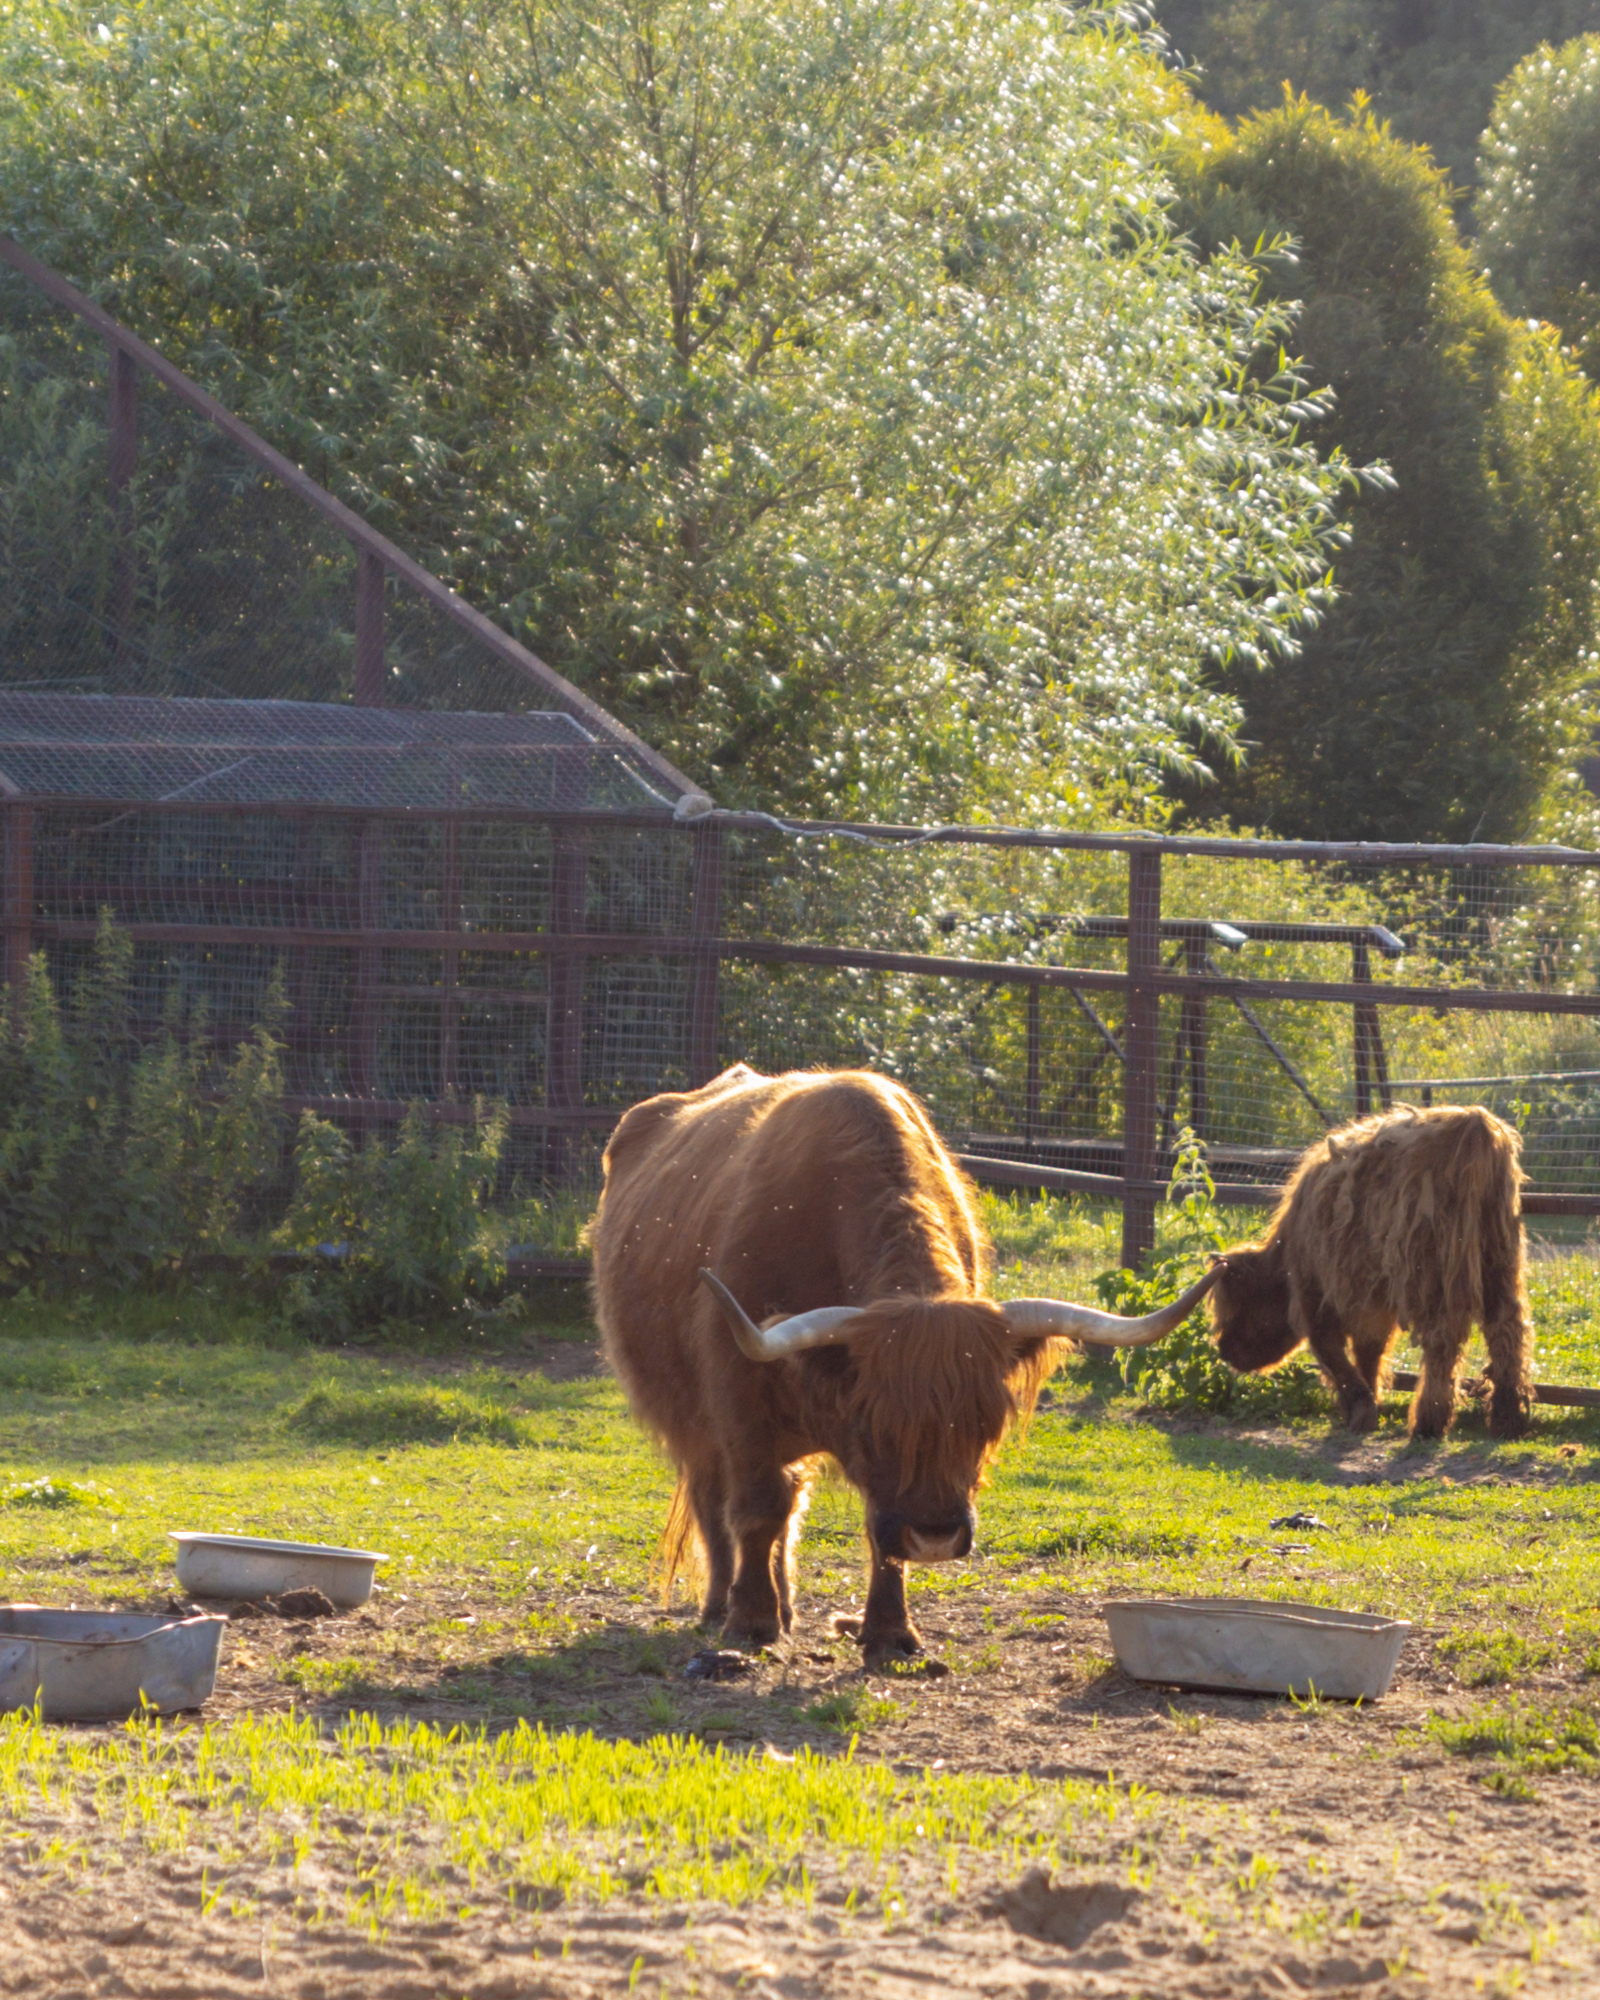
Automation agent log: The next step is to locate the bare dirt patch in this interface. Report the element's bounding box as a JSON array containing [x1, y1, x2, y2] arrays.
[[4, 1575, 1597, 1997]]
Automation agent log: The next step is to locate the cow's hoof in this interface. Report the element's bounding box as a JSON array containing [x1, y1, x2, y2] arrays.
[[860, 1627, 923, 1668], [1488, 1399, 1532, 1441], [1340, 1397, 1380, 1435], [720, 1617, 780, 1651]]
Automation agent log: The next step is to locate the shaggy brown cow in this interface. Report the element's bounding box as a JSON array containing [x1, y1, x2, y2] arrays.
[[1210, 1103, 1532, 1439], [590, 1064, 1214, 1661]]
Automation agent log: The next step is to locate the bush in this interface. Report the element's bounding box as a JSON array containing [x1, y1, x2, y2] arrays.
[[0, 918, 287, 1284], [1478, 34, 1600, 378], [274, 1102, 510, 1334]]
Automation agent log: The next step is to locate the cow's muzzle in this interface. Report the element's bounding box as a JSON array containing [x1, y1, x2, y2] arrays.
[[874, 1507, 975, 1564]]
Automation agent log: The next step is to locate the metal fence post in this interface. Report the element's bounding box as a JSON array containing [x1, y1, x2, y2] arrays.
[[4, 804, 34, 1017], [1352, 936, 1392, 1116], [687, 823, 723, 1087], [107, 342, 138, 669], [354, 550, 386, 706], [544, 825, 587, 1181], [1121, 846, 1162, 1270], [1025, 983, 1042, 1159]]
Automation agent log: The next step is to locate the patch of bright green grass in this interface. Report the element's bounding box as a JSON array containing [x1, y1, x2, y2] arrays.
[[284, 1381, 527, 1447], [1427, 1697, 1600, 1776], [1437, 1629, 1557, 1687], [0, 1708, 1127, 1910], [279, 1655, 387, 1698], [801, 1687, 900, 1732], [2, 1305, 1599, 1632]]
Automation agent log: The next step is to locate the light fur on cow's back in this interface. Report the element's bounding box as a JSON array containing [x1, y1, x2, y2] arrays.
[[1268, 1103, 1524, 1327]]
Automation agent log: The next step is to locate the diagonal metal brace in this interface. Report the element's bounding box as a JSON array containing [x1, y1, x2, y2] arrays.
[[1207, 954, 1335, 1128]]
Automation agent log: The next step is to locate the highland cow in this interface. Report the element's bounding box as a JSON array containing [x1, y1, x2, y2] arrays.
[[1210, 1103, 1532, 1439], [590, 1065, 1214, 1661]]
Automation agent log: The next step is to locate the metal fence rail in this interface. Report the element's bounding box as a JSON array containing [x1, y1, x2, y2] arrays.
[[9, 800, 1600, 1257]]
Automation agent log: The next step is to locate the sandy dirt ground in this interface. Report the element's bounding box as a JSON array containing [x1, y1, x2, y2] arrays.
[[3, 1571, 1598, 2000]]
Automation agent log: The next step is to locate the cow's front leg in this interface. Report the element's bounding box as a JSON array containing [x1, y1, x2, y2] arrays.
[[856, 1536, 921, 1663], [686, 1459, 734, 1627], [722, 1462, 801, 1649], [1302, 1294, 1379, 1433]]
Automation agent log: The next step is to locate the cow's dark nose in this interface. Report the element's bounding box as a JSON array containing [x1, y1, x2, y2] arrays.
[[873, 1506, 974, 1563]]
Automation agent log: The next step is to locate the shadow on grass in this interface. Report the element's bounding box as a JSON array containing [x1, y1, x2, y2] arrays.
[[1151, 1404, 1600, 1492], [286, 1612, 864, 1752]]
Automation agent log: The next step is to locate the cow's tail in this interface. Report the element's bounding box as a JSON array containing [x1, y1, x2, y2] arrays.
[[654, 1473, 702, 1607]]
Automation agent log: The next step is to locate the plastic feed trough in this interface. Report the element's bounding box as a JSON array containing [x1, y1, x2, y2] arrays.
[[171, 1533, 388, 1608], [1103, 1597, 1411, 1701], [0, 1606, 225, 1721]]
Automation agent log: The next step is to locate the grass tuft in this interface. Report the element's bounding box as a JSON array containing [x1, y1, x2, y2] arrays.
[[802, 1687, 899, 1732], [2, 1475, 108, 1509], [1427, 1697, 1600, 1774], [1437, 1629, 1555, 1687], [283, 1382, 525, 1447]]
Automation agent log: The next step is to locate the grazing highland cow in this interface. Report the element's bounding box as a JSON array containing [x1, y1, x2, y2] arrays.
[[590, 1065, 1214, 1661], [1210, 1104, 1532, 1439]]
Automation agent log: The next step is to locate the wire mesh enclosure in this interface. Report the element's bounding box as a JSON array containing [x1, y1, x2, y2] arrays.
[[7, 234, 1600, 1284]]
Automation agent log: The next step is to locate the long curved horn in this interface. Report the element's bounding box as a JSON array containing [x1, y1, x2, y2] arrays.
[[1002, 1267, 1219, 1349], [699, 1269, 865, 1362]]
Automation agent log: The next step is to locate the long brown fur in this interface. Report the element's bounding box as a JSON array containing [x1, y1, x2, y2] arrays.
[[589, 1065, 1057, 1660], [1210, 1103, 1532, 1439]]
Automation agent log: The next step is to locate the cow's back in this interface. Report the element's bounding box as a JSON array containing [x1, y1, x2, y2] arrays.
[[589, 1066, 988, 1456], [1277, 1103, 1523, 1325]]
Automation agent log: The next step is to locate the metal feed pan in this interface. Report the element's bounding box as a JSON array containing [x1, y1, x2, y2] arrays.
[[1103, 1597, 1411, 1702], [0, 1606, 225, 1720], [171, 1532, 386, 1608]]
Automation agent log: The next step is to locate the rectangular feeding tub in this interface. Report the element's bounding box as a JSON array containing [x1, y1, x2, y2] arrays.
[[0, 1606, 225, 1721], [171, 1532, 387, 1608], [1103, 1596, 1411, 1702]]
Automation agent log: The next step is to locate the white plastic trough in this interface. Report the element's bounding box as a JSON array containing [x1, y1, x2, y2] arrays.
[[0, 1606, 225, 1721], [170, 1532, 387, 1609], [1103, 1596, 1411, 1702]]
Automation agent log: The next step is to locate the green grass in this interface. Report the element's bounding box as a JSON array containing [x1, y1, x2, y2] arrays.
[[0, 1705, 1131, 1914], [1427, 1696, 1600, 1777], [1, 1248, 1599, 1625], [1, 1205, 1599, 1931]]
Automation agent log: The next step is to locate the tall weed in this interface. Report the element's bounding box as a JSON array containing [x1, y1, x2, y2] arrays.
[[0, 919, 287, 1283], [1093, 1133, 1327, 1420], [275, 1102, 509, 1333]]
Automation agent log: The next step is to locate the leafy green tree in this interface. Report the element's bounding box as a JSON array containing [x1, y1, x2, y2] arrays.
[[1156, 0, 1600, 196], [0, 0, 1360, 820], [1170, 96, 1600, 841], [1477, 35, 1600, 378]]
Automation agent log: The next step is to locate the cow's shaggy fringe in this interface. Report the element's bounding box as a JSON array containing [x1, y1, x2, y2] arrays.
[[1212, 1103, 1532, 1438]]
